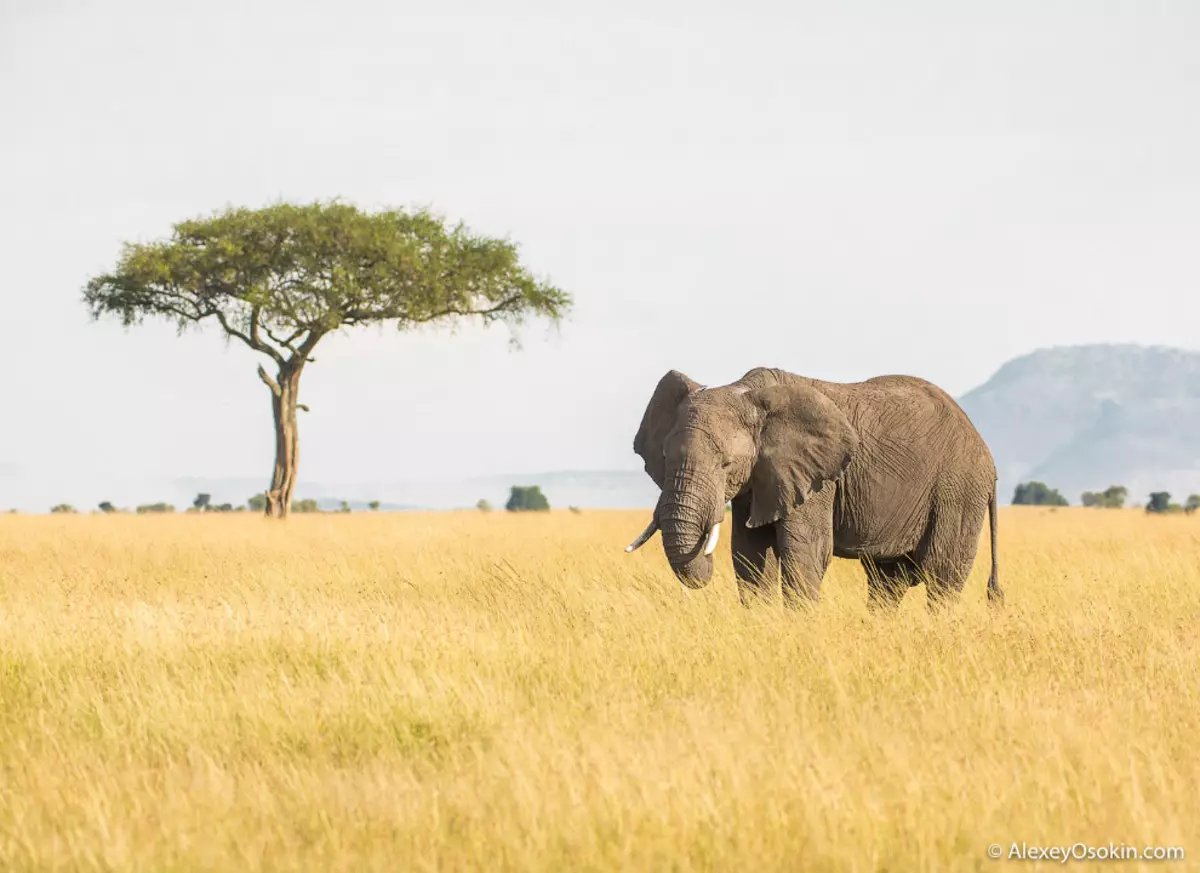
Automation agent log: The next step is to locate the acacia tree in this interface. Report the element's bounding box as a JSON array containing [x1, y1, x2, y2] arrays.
[[84, 201, 570, 518]]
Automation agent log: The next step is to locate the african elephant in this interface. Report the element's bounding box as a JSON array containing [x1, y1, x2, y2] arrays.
[[625, 367, 1001, 609]]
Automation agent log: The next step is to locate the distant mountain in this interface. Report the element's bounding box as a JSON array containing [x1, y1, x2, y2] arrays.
[[957, 344, 1200, 506]]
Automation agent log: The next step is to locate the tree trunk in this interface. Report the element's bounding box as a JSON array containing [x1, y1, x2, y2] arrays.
[[262, 365, 303, 519]]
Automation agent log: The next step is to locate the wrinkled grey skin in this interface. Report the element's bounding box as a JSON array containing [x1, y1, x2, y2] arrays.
[[629, 367, 1001, 609]]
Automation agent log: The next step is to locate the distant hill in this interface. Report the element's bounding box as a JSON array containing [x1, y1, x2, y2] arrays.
[[957, 344, 1200, 506]]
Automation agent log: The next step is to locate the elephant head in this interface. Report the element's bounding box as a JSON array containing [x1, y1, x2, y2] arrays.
[[627, 368, 860, 588]]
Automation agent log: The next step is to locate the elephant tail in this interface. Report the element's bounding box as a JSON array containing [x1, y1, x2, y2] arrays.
[[987, 486, 1003, 605]]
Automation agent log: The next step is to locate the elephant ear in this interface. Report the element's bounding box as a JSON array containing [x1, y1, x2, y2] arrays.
[[745, 383, 859, 528], [633, 369, 701, 489]]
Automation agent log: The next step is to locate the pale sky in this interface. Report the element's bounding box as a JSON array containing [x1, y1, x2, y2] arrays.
[[2, 0, 1198, 499]]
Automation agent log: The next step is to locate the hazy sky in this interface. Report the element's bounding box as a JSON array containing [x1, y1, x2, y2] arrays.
[[2, 0, 1198, 492]]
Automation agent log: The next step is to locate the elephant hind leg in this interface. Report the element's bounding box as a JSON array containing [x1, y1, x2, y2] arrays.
[[863, 556, 919, 612], [912, 497, 988, 611]]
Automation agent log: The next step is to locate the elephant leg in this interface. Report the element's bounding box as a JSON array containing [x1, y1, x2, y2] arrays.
[[731, 494, 779, 606], [912, 497, 988, 611], [862, 555, 919, 612], [775, 486, 835, 608]]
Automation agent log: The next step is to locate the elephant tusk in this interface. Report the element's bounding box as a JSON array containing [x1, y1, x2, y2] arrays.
[[625, 519, 659, 553], [703, 522, 721, 556]]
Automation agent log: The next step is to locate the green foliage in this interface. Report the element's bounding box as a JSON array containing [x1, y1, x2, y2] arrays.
[[1145, 492, 1184, 514], [50, 504, 77, 514], [476, 499, 492, 512], [368, 501, 380, 512], [1185, 495, 1200, 515], [568, 505, 582, 514], [339, 501, 351, 513], [1080, 485, 1128, 509], [82, 201, 572, 360], [505, 486, 550, 512], [1012, 482, 1069, 507], [136, 503, 174, 514], [291, 499, 320, 514], [98, 502, 117, 514], [1146, 492, 1171, 513], [248, 493, 267, 512], [186, 497, 241, 514]]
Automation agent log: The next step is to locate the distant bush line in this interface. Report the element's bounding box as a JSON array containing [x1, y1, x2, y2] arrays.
[[1012, 481, 1198, 515], [21, 487, 573, 515]]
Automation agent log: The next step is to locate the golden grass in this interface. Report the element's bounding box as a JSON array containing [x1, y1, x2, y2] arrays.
[[1, 507, 1198, 872]]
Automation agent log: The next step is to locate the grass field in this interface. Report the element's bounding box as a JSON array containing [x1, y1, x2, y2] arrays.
[[1, 508, 1197, 872]]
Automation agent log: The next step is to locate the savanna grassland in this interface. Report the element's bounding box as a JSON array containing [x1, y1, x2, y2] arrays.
[[1, 508, 1198, 872]]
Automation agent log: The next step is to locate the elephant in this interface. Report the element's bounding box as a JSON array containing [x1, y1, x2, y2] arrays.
[[624, 366, 1001, 609]]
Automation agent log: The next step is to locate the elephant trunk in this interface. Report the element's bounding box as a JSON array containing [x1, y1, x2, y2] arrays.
[[660, 465, 724, 589]]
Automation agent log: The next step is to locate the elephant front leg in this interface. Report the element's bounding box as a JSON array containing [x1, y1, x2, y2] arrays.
[[862, 556, 917, 612], [775, 488, 835, 609], [730, 494, 779, 606]]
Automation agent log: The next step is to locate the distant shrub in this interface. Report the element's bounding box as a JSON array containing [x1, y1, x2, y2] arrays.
[[568, 505, 582, 514], [98, 501, 117, 514], [50, 504, 77, 514], [1012, 482, 1069, 507], [1185, 495, 1200, 516], [291, 498, 319, 514], [187, 496, 234, 513], [506, 486, 550, 512], [136, 503, 174, 514], [247, 493, 267, 512], [476, 499, 492, 512], [1146, 492, 1182, 514], [1080, 485, 1127, 509], [368, 501, 380, 512]]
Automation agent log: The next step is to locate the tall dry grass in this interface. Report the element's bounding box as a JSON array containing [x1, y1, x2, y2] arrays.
[[0, 507, 1197, 872]]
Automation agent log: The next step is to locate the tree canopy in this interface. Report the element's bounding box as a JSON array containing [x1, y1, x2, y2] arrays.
[[1146, 492, 1170, 513], [1012, 481, 1069, 507], [83, 201, 569, 359], [84, 201, 570, 518], [506, 486, 550, 512], [1080, 485, 1127, 508]]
